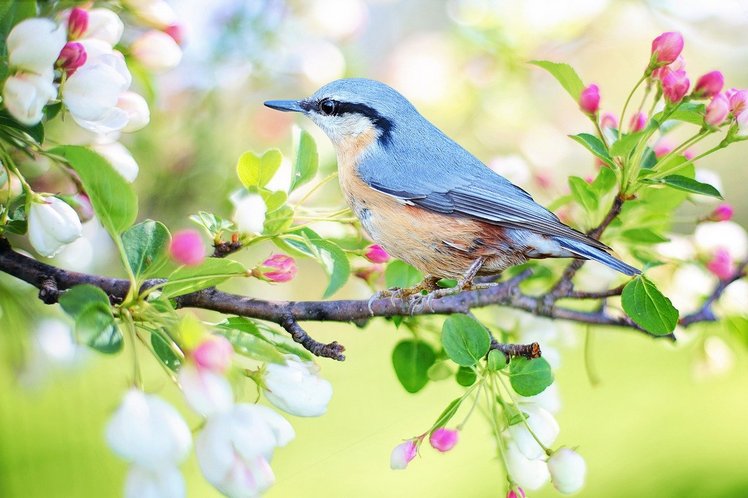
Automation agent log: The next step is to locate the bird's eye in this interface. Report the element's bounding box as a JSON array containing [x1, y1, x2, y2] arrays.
[[318, 99, 338, 116]]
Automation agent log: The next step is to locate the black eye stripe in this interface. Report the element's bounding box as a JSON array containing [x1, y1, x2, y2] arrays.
[[312, 99, 394, 146]]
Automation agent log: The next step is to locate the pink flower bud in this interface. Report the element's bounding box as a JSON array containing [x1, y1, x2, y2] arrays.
[[662, 69, 690, 104], [164, 24, 184, 45], [651, 31, 684, 65], [600, 112, 618, 130], [578, 84, 600, 115], [728, 89, 748, 116], [260, 254, 297, 283], [390, 440, 417, 470], [507, 488, 526, 498], [705, 93, 730, 127], [653, 140, 673, 158], [693, 71, 724, 98], [61, 192, 94, 222], [706, 247, 734, 280], [169, 229, 206, 266], [429, 428, 459, 452], [56, 42, 87, 77], [629, 111, 647, 132], [710, 203, 734, 222], [67, 7, 89, 40], [652, 56, 685, 81], [193, 336, 233, 374], [364, 244, 390, 263], [683, 149, 695, 160]]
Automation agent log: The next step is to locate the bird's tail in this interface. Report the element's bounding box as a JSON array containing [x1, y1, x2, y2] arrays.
[[555, 237, 640, 276]]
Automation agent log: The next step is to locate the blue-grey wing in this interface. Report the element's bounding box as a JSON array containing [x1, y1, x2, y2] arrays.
[[359, 142, 609, 251]]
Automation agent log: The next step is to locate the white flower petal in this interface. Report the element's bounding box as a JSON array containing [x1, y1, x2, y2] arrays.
[[85, 8, 124, 45], [505, 439, 551, 491], [263, 355, 333, 417], [118, 92, 150, 132], [507, 403, 559, 459], [2, 72, 57, 126], [7, 18, 66, 74], [178, 364, 234, 417], [231, 192, 266, 234], [28, 197, 83, 257], [548, 448, 587, 494], [131, 30, 182, 72]]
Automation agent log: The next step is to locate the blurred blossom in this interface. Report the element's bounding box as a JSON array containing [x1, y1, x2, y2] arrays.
[[118, 92, 151, 133], [694, 336, 735, 380], [504, 439, 550, 491], [7, 18, 66, 74], [92, 141, 140, 182], [656, 235, 695, 261], [737, 110, 748, 137], [667, 264, 713, 313], [126, 0, 179, 29], [56, 42, 88, 77], [196, 404, 294, 497], [600, 112, 618, 130], [488, 155, 532, 186], [693, 71, 724, 98], [653, 140, 674, 158], [429, 428, 459, 452], [178, 363, 234, 417], [169, 229, 206, 266], [661, 70, 690, 104], [78, 8, 125, 46], [28, 196, 83, 258], [717, 279, 748, 316], [706, 247, 734, 280], [18, 319, 88, 387], [709, 203, 734, 222], [60, 192, 94, 223], [56, 219, 114, 272], [264, 157, 292, 192], [125, 466, 185, 498], [507, 403, 559, 459], [694, 221, 748, 261], [578, 84, 600, 115], [193, 336, 234, 374], [263, 355, 333, 417], [295, 40, 345, 87], [728, 89, 748, 116], [650, 31, 684, 65], [705, 94, 729, 127], [2, 73, 57, 126], [164, 24, 185, 45], [548, 448, 587, 494], [364, 244, 390, 264], [390, 440, 418, 470], [629, 111, 647, 132], [131, 30, 183, 72], [388, 33, 454, 104], [307, 0, 368, 39], [231, 192, 266, 234], [106, 389, 192, 468]]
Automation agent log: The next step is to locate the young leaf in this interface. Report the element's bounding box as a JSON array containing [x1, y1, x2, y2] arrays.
[[509, 357, 553, 396], [609, 132, 642, 158], [217, 327, 285, 364], [0, 109, 44, 144], [441, 314, 490, 367], [49, 145, 137, 236], [59, 284, 111, 317], [487, 349, 508, 371], [290, 130, 318, 191], [568, 176, 598, 213], [658, 175, 722, 199], [622, 275, 679, 335], [392, 340, 436, 393], [569, 133, 614, 167], [236, 149, 282, 189], [529, 60, 585, 101], [432, 397, 463, 431], [122, 220, 171, 279], [151, 332, 182, 371], [590, 167, 617, 196], [59, 285, 122, 354], [653, 102, 705, 126], [218, 316, 313, 361], [162, 258, 247, 298], [455, 365, 477, 386], [385, 260, 423, 289], [621, 228, 669, 244]]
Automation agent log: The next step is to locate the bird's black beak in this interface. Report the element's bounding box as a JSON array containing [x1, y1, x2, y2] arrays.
[[264, 100, 305, 112]]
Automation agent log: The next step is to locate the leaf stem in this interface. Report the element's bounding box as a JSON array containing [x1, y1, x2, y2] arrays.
[[620, 75, 648, 134]]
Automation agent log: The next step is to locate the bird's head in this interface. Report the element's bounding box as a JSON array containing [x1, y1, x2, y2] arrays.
[[264, 78, 416, 149]]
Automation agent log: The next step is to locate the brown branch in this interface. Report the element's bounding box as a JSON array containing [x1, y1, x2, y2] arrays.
[[490, 340, 541, 360], [680, 259, 747, 327]]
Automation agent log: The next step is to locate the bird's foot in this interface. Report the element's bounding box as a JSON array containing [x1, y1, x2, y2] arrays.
[[367, 277, 441, 315]]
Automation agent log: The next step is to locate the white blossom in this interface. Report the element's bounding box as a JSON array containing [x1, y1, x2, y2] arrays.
[[178, 363, 234, 417], [82, 8, 125, 46], [694, 221, 748, 261], [507, 403, 559, 459], [105, 389, 192, 468], [548, 447, 587, 494], [7, 18, 66, 74], [131, 30, 182, 72], [125, 0, 179, 29], [28, 196, 83, 257], [263, 355, 333, 417], [118, 92, 151, 132], [92, 141, 140, 182], [504, 439, 551, 491], [231, 192, 266, 234], [2, 72, 57, 126], [125, 466, 185, 498]]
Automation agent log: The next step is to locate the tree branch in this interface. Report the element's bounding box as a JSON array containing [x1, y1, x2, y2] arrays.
[[680, 259, 747, 327]]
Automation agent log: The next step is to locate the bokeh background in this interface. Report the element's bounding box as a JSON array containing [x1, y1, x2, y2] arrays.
[[1, 0, 748, 496]]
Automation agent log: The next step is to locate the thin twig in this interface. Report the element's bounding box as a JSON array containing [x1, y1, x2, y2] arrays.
[[680, 259, 747, 327]]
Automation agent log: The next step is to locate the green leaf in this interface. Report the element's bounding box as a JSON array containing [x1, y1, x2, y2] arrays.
[[509, 357, 553, 396], [622, 276, 679, 335], [262, 190, 288, 212], [285, 228, 350, 298], [236, 149, 282, 189], [0, 109, 44, 144], [569, 133, 613, 167], [59, 284, 110, 318], [654, 102, 705, 126], [392, 340, 436, 393], [590, 167, 617, 196], [290, 130, 318, 191], [621, 228, 669, 244], [59, 285, 122, 354], [441, 314, 490, 367], [217, 316, 312, 361], [653, 175, 723, 199], [49, 146, 137, 236], [217, 326, 285, 364], [151, 332, 182, 371], [263, 205, 294, 235], [432, 397, 462, 431], [568, 176, 598, 213], [455, 365, 477, 386], [609, 132, 642, 158], [122, 220, 171, 279], [427, 361, 454, 381], [529, 60, 585, 101], [487, 349, 507, 371], [162, 258, 246, 298], [190, 211, 236, 236], [385, 260, 423, 289]]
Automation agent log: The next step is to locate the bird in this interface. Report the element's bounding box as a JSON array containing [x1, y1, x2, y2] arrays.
[[265, 78, 639, 295]]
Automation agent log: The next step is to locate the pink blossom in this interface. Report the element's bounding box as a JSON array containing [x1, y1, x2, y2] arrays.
[[662, 69, 690, 104], [260, 254, 297, 283], [578, 84, 600, 115], [683, 149, 695, 160], [710, 203, 734, 222], [705, 94, 730, 127], [629, 111, 647, 132], [364, 244, 390, 263], [169, 229, 206, 266], [164, 24, 184, 45], [507, 488, 526, 498], [728, 89, 748, 116], [429, 428, 459, 452], [652, 56, 685, 81], [193, 336, 234, 374], [390, 440, 417, 470], [67, 7, 89, 40], [600, 112, 618, 130], [56, 42, 87, 76], [706, 248, 734, 280], [693, 71, 724, 98], [653, 140, 673, 158], [651, 32, 684, 65]]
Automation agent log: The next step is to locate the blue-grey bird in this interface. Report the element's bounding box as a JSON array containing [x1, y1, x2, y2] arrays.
[[265, 79, 639, 290]]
